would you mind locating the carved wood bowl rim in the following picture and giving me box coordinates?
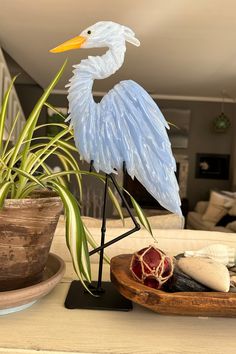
[110,254,236,317]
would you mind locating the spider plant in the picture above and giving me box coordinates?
[0,61,152,291]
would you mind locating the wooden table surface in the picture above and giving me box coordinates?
[1,222,236,354]
[1,269,236,354]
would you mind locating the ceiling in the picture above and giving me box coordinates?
[1,0,236,99]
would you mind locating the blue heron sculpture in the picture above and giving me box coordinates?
[50,21,181,309]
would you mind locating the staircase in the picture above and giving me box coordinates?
[0,48,25,143]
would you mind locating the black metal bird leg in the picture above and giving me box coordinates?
[89,172,141,294]
[65,161,140,310]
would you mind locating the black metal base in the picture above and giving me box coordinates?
[65,281,133,311]
[65,167,138,312]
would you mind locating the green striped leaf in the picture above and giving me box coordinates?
[12,168,45,189]
[7,60,67,179]
[84,224,110,264]
[44,102,67,120]
[108,186,124,226]
[34,123,69,131]
[56,140,78,152]
[49,181,92,288]
[0,76,18,154]
[124,189,153,236]
[2,111,20,157]
[27,128,70,175]
[0,181,12,208]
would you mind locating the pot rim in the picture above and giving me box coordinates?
[4,188,62,205]
[3,196,62,206]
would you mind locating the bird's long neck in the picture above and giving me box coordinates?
[67,43,126,119]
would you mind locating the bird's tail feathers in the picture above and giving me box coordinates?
[133,154,182,216]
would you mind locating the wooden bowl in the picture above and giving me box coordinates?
[110,254,236,317]
[0,253,65,315]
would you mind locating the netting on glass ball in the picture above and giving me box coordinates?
[130,245,174,290]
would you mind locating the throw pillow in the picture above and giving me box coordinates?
[202,190,232,225]
[216,214,236,227]
[229,201,236,216]
[226,221,236,232]
[221,191,236,198]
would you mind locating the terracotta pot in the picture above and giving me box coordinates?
[0,191,63,291]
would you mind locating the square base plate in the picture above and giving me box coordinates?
[65,281,133,311]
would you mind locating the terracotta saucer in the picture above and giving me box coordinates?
[0,253,65,315]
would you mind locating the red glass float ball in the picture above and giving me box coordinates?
[130,245,174,290]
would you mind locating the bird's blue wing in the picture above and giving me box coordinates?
[96,80,182,215]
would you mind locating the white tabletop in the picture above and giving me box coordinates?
[1,222,236,354]
[0,272,236,354]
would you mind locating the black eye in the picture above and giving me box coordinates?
[87,30,91,35]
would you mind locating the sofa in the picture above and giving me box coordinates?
[81,213,185,229]
[52,216,236,281]
[186,191,236,233]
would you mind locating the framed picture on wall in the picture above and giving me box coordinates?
[161,109,191,149]
[46,107,68,137]
[195,153,230,180]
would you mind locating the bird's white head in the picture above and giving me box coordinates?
[50,21,140,53]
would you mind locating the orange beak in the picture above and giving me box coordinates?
[50,35,86,53]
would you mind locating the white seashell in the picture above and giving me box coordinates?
[178,257,230,292]
[184,244,235,267]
